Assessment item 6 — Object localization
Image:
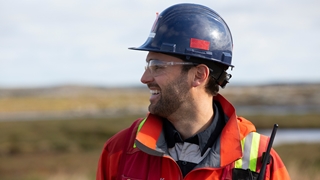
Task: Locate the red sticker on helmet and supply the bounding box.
[190,38,210,50]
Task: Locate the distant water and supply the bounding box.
[258,129,320,146]
[235,105,320,115]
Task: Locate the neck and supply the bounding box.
[167,94,214,140]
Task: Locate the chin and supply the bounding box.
[148,104,161,116]
[148,104,155,114]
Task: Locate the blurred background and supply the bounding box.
[0,0,319,179]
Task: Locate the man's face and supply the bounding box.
[141,52,192,118]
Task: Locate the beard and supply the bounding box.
[148,75,190,118]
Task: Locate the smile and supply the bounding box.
[150,90,161,95]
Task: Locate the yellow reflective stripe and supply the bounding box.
[234,157,242,168]
[249,132,260,171]
[234,137,246,168]
[133,118,147,148]
[234,132,261,172]
[137,118,147,134]
[242,132,253,170]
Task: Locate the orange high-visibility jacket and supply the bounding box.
[96,94,290,180]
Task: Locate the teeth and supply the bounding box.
[150,90,160,95]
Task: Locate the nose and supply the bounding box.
[140,69,154,84]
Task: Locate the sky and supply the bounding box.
[0,0,319,88]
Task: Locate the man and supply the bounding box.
[96,3,290,180]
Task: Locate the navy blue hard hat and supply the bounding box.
[129,3,234,68]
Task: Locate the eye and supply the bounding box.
[149,60,166,71]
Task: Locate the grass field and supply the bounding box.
[1,85,319,179]
[0,115,319,180]
[0,115,138,180]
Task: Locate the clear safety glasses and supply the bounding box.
[145,59,195,76]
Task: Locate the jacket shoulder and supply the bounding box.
[236,116,257,139]
[104,118,144,152]
[235,118,290,179]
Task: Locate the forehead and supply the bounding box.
[146,52,184,62]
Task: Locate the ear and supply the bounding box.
[191,64,210,87]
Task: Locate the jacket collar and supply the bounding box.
[135,93,256,167]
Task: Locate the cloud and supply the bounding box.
[0,0,319,87]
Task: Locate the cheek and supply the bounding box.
[154,73,172,84]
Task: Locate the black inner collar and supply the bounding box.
[163,101,226,156]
